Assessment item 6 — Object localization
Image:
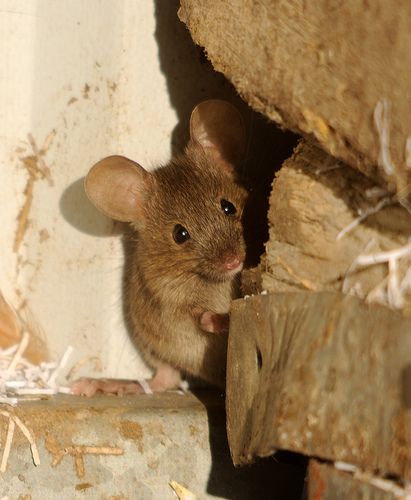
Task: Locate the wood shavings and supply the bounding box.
[66,355,103,382]
[75,454,85,478]
[350,241,411,309]
[0,332,73,405]
[7,331,30,372]
[334,461,411,499]
[355,472,410,498]
[336,196,392,240]
[50,444,124,478]
[13,415,40,466]
[406,136,411,169]
[169,480,198,500]
[374,99,395,176]
[47,345,74,387]
[388,258,403,308]
[137,378,153,395]
[334,461,358,473]
[0,415,15,472]
[355,242,411,266]
[0,411,40,472]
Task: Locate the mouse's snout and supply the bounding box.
[220,251,245,274]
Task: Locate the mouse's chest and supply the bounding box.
[191,281,233,313]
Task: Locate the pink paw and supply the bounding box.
[70,378,144,397]
[199,311,230,333]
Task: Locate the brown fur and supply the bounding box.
[126,143,248,386]
[72,100,248,396]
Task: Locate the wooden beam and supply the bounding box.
[261,140,411,311]
[226,292,411,481]
[179,0,411,197]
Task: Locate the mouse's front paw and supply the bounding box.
[199,311,229,333]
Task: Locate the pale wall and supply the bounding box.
[0,0,237,380]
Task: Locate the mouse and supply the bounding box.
[71,99,248,396]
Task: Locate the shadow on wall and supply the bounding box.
[59,176,124,237]
[153,0,243,152]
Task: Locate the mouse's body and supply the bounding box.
[72,100,248,396]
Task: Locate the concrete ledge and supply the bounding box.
[0,391,304,499]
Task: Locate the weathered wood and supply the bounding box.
[179,0,411,197]
[262,141,411,313]
[226,292,411,480]
[308,460,401,500]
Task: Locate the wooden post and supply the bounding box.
[226,292,411,480]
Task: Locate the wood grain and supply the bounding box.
[226,292,411,480]
[262,141,411,313]
[179,0,411,197]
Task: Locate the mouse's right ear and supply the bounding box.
[85,155,150,222]
[190,99,246,172]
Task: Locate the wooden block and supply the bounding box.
[308,460,403,500]
[179,0,411,197]
[262,140,411,313]
[226,292,411,480]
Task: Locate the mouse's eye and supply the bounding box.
[173,224,190,244]
[221,199,236,216]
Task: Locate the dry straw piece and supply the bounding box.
[169,480,198,500]
[0,293,74,403]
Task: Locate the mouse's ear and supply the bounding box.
[85,155,150,222]
[190,100,246,172]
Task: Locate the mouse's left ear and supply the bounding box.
[85,155,151,223]
[190,99,246,173]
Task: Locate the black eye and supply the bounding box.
[221,199,236,216]
[173,224,190,244]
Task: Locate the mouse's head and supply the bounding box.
[85,100,248,283]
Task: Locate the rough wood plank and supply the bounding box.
[179,0,411,197]
[226,292,411,480]
[262,140,411,313]
[308,460,401,500]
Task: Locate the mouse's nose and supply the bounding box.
[222,253,244,272]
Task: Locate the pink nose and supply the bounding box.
[223,255,244,271]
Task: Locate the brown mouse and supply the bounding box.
[71,100,248,396]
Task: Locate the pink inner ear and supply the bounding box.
[189,100,246,168]
[85,156,150,222]
[113,170,147,221]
